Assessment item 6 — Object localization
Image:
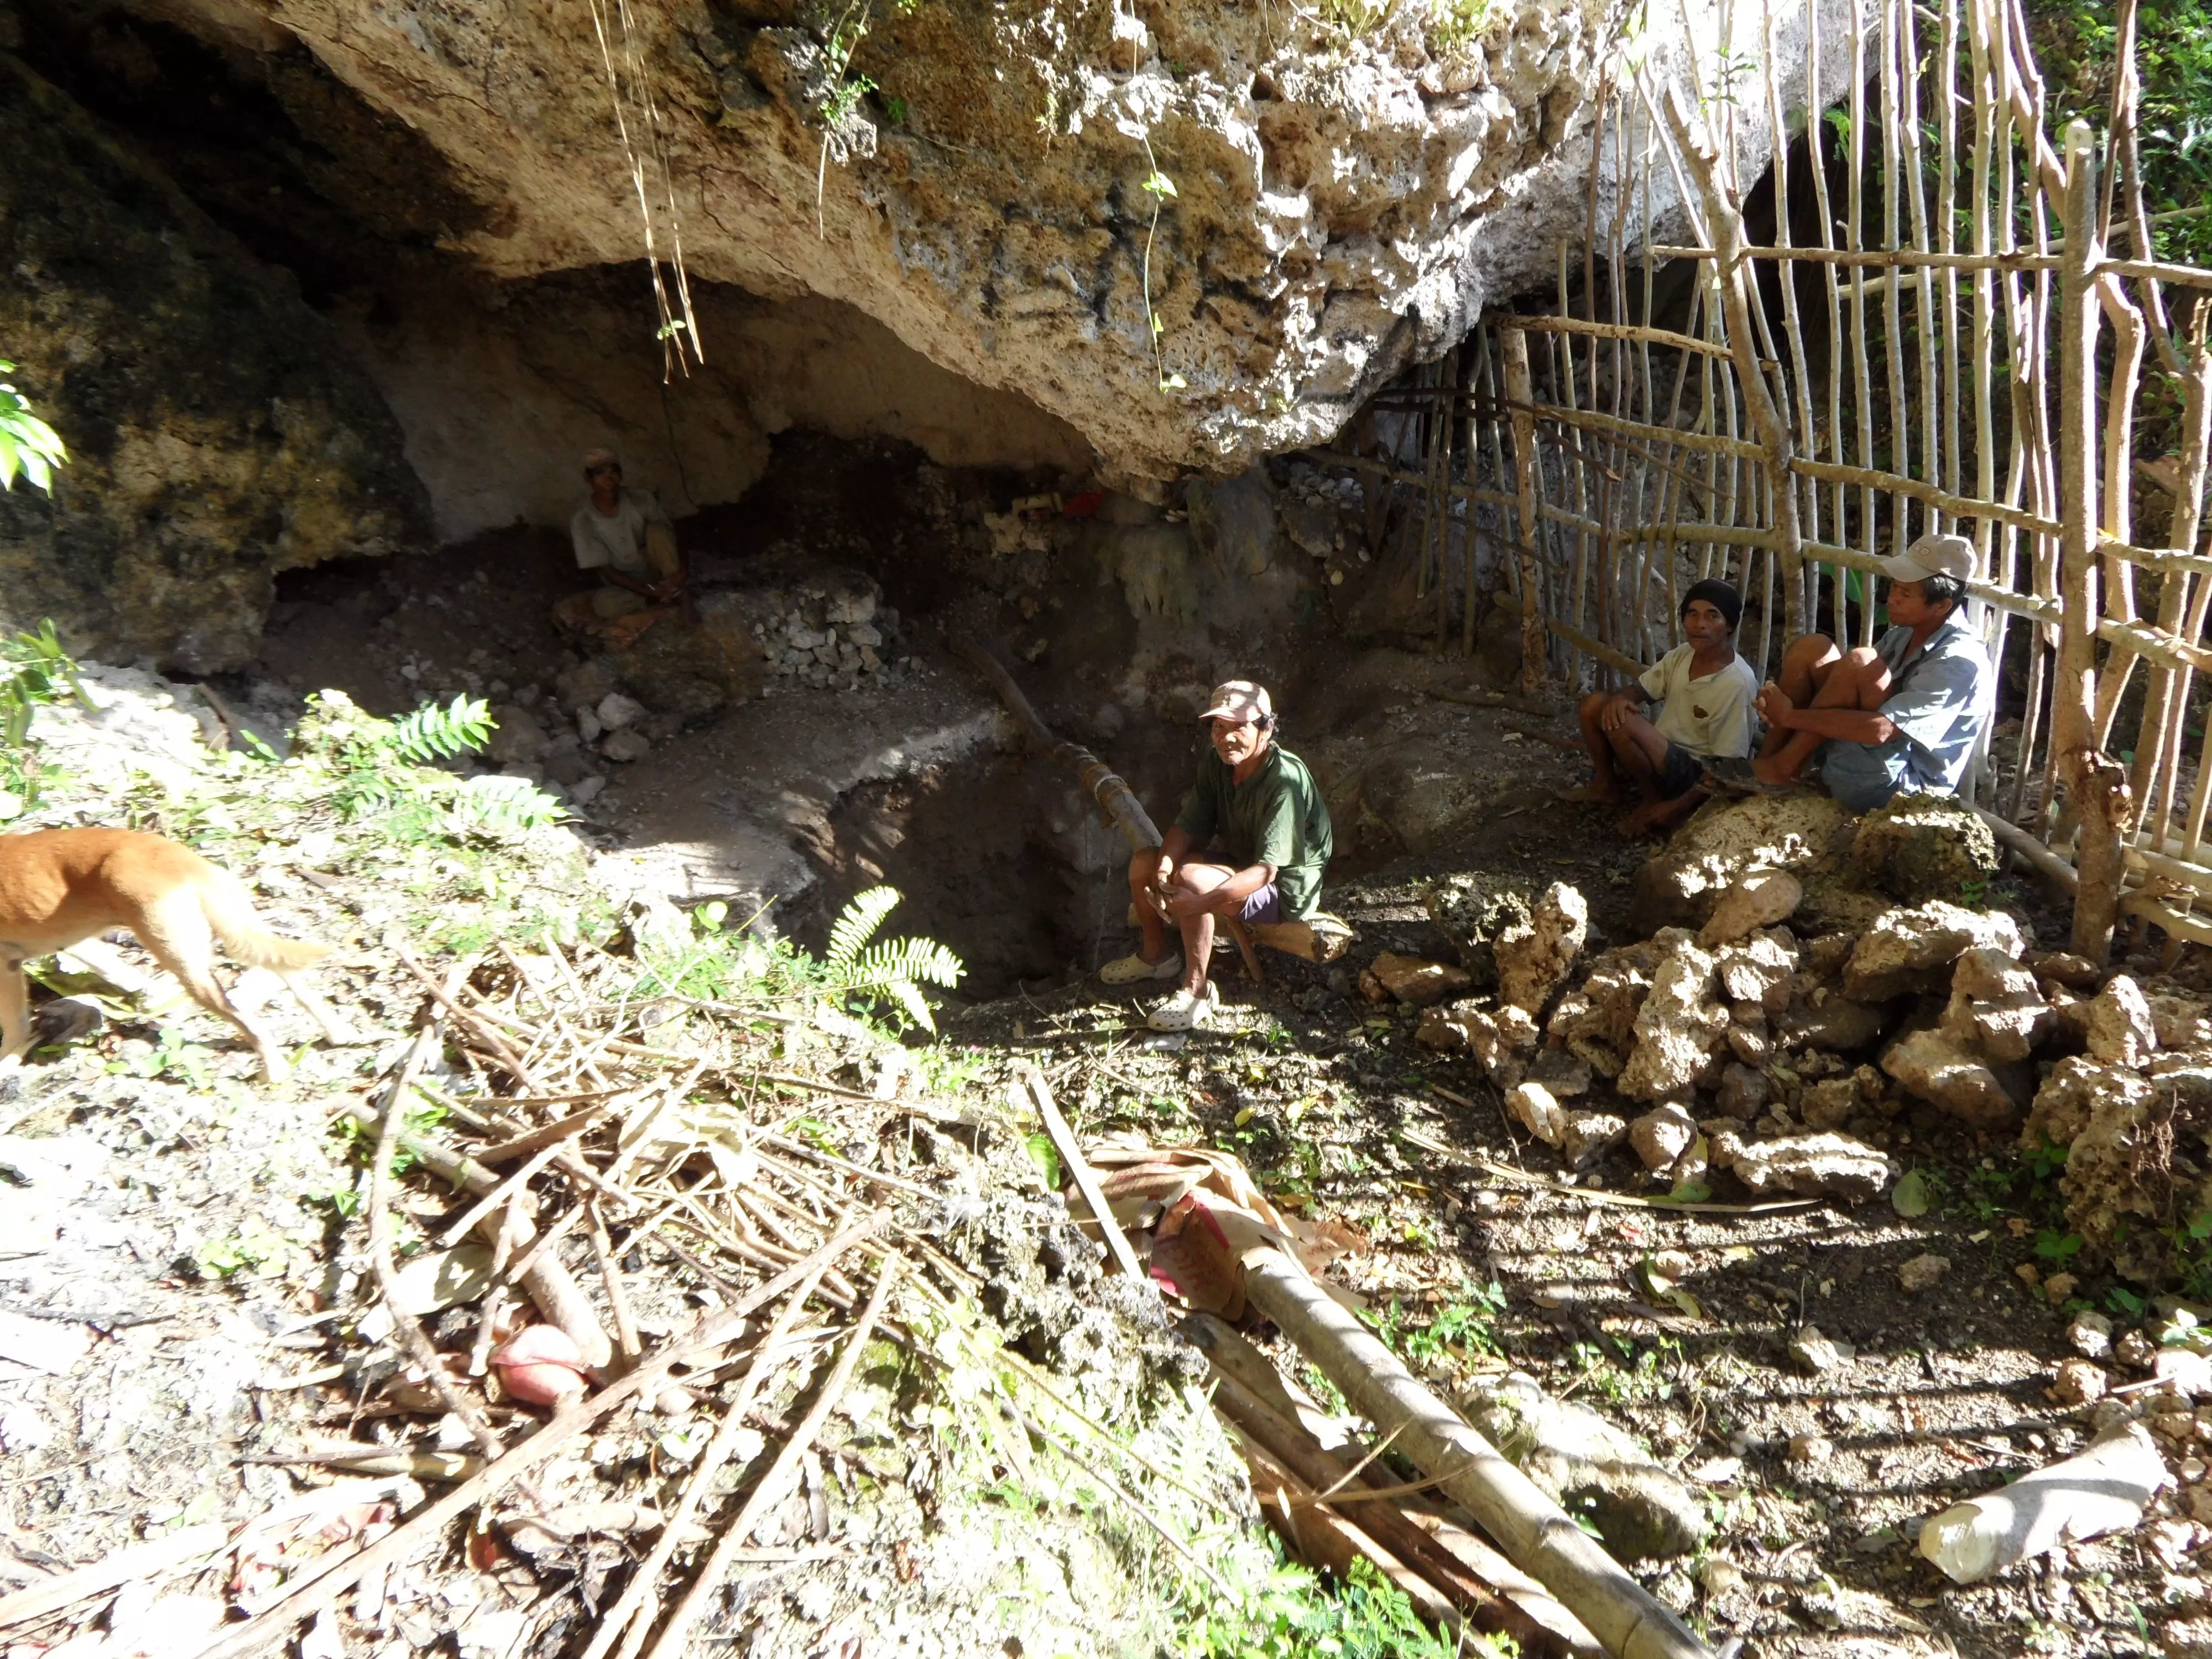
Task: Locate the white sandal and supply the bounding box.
[1100,951,1182,985]
[1147,983,1220,1031]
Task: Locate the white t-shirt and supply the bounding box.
[1638,643,1759,759]
[570,488,667,574]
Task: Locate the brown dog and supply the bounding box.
[0,827,353,1084]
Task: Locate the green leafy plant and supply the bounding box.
[293,689,564,843]
[820,885,965,1031]
[0,361,66,492]
[0,620,97,816]
[1427,0,1493,50]
[1138,135,1187,393]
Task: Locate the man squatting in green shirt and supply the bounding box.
[1098,680,1334,1032]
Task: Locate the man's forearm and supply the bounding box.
[1781,707,1895,744]
[1213,863,1275,906]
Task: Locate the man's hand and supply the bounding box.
[1755,681,1795,729]
[1597,690,1640,733]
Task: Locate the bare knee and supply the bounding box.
[1579,691,1610,721]
[1783,633,1837,668]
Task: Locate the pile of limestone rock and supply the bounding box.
[1398,852,2212,1287]
[744,570,905,692]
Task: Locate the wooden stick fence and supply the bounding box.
[1317,0,2212,963]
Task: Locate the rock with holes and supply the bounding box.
[1797,1076,1861,1131]
[1546,940,1661,1079]
[1629,1104,1698,1173]
[1630,793,1861,936]
[1715,1062,1768,1120]
[1942,946,2052,1064]
[1776,992,1890,1054]
[1559,1110,1627,1168]
[2034,952,2104,991]
[1842,902,2030,1003]
[1698,870,1803,948]
[2025,1055,2152,1152]
[1713,928,1798,1009]
[1460,1003,1542,1087]
[1425,873,1536,987]
[1617,936,1729,1103]
[1846,793,2000,904]
[1719,1130,1891,1201]
[1363,951,1474,1008]
[1506,1081,1568,1147]
[1526,1046,1592,1098]
[1495,882,1588,1013]
[2059,1065,2212,1284]
[2152,995,2212,1052]
[2087,976,2160,1069]
[1882,1027,2030,1129]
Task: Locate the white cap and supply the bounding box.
[1881,532,1976,585]
[1199,680,1272,723]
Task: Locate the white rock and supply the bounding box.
[1617,937,1729,1102]
[1629,1103,1698,1173]
[1697,869,1802,947]
[1506,1082,1567,1147]
[1495,882,1588,1013]
[1843,902,2030,1001]
[601,729,651,764]
[2086,975,2159,1068]
[2068,1311,2115,1360]
[595,692,647,732]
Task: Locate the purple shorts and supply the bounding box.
[1237,884,1284,926]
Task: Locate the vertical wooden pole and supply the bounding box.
[1660,88,1807,637]
[1501,326,1546,692]
[2054,119,2127,961]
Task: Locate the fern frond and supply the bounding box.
[392,695,492,763]
[877,977,937,1032]
[826,886,903,968]
[456,775,568,833]
[851,937,964,990]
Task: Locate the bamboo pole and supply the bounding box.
[1661,87,1806,634]
[1503,327,1547,692]
[1882,0,1913,554]
[1239,1251,1713,1659]
[2090,272,2150,744]
[2142,315,2212,857]
[1645,245,2060,271]
[2054,119,2127,960]
[948,635,1161,853]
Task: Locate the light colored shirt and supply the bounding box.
[570,488,668,575]
[1869,609,1994,794]
[1638,643,1759,759]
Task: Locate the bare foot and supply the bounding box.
[1618,803,1667,838]
[1558,782,1621,805]
[1752,755,1798,786]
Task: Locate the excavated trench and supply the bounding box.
[236,430,1344,1002]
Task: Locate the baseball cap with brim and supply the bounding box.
[1881,532,1976,585]
[1200,680,1272,724]
[583,447,621,473]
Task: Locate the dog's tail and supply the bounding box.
[202,874,332,973]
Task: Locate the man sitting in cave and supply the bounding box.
[552,448,686,643]
[1564,578,1758,837]
[1714,531,1993,811]
[1100,681,1334,1032]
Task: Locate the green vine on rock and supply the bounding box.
[1139,134,1187,393]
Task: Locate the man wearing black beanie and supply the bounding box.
[1565,578,1759,835]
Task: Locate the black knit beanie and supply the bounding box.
[1679,578,1744,632]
